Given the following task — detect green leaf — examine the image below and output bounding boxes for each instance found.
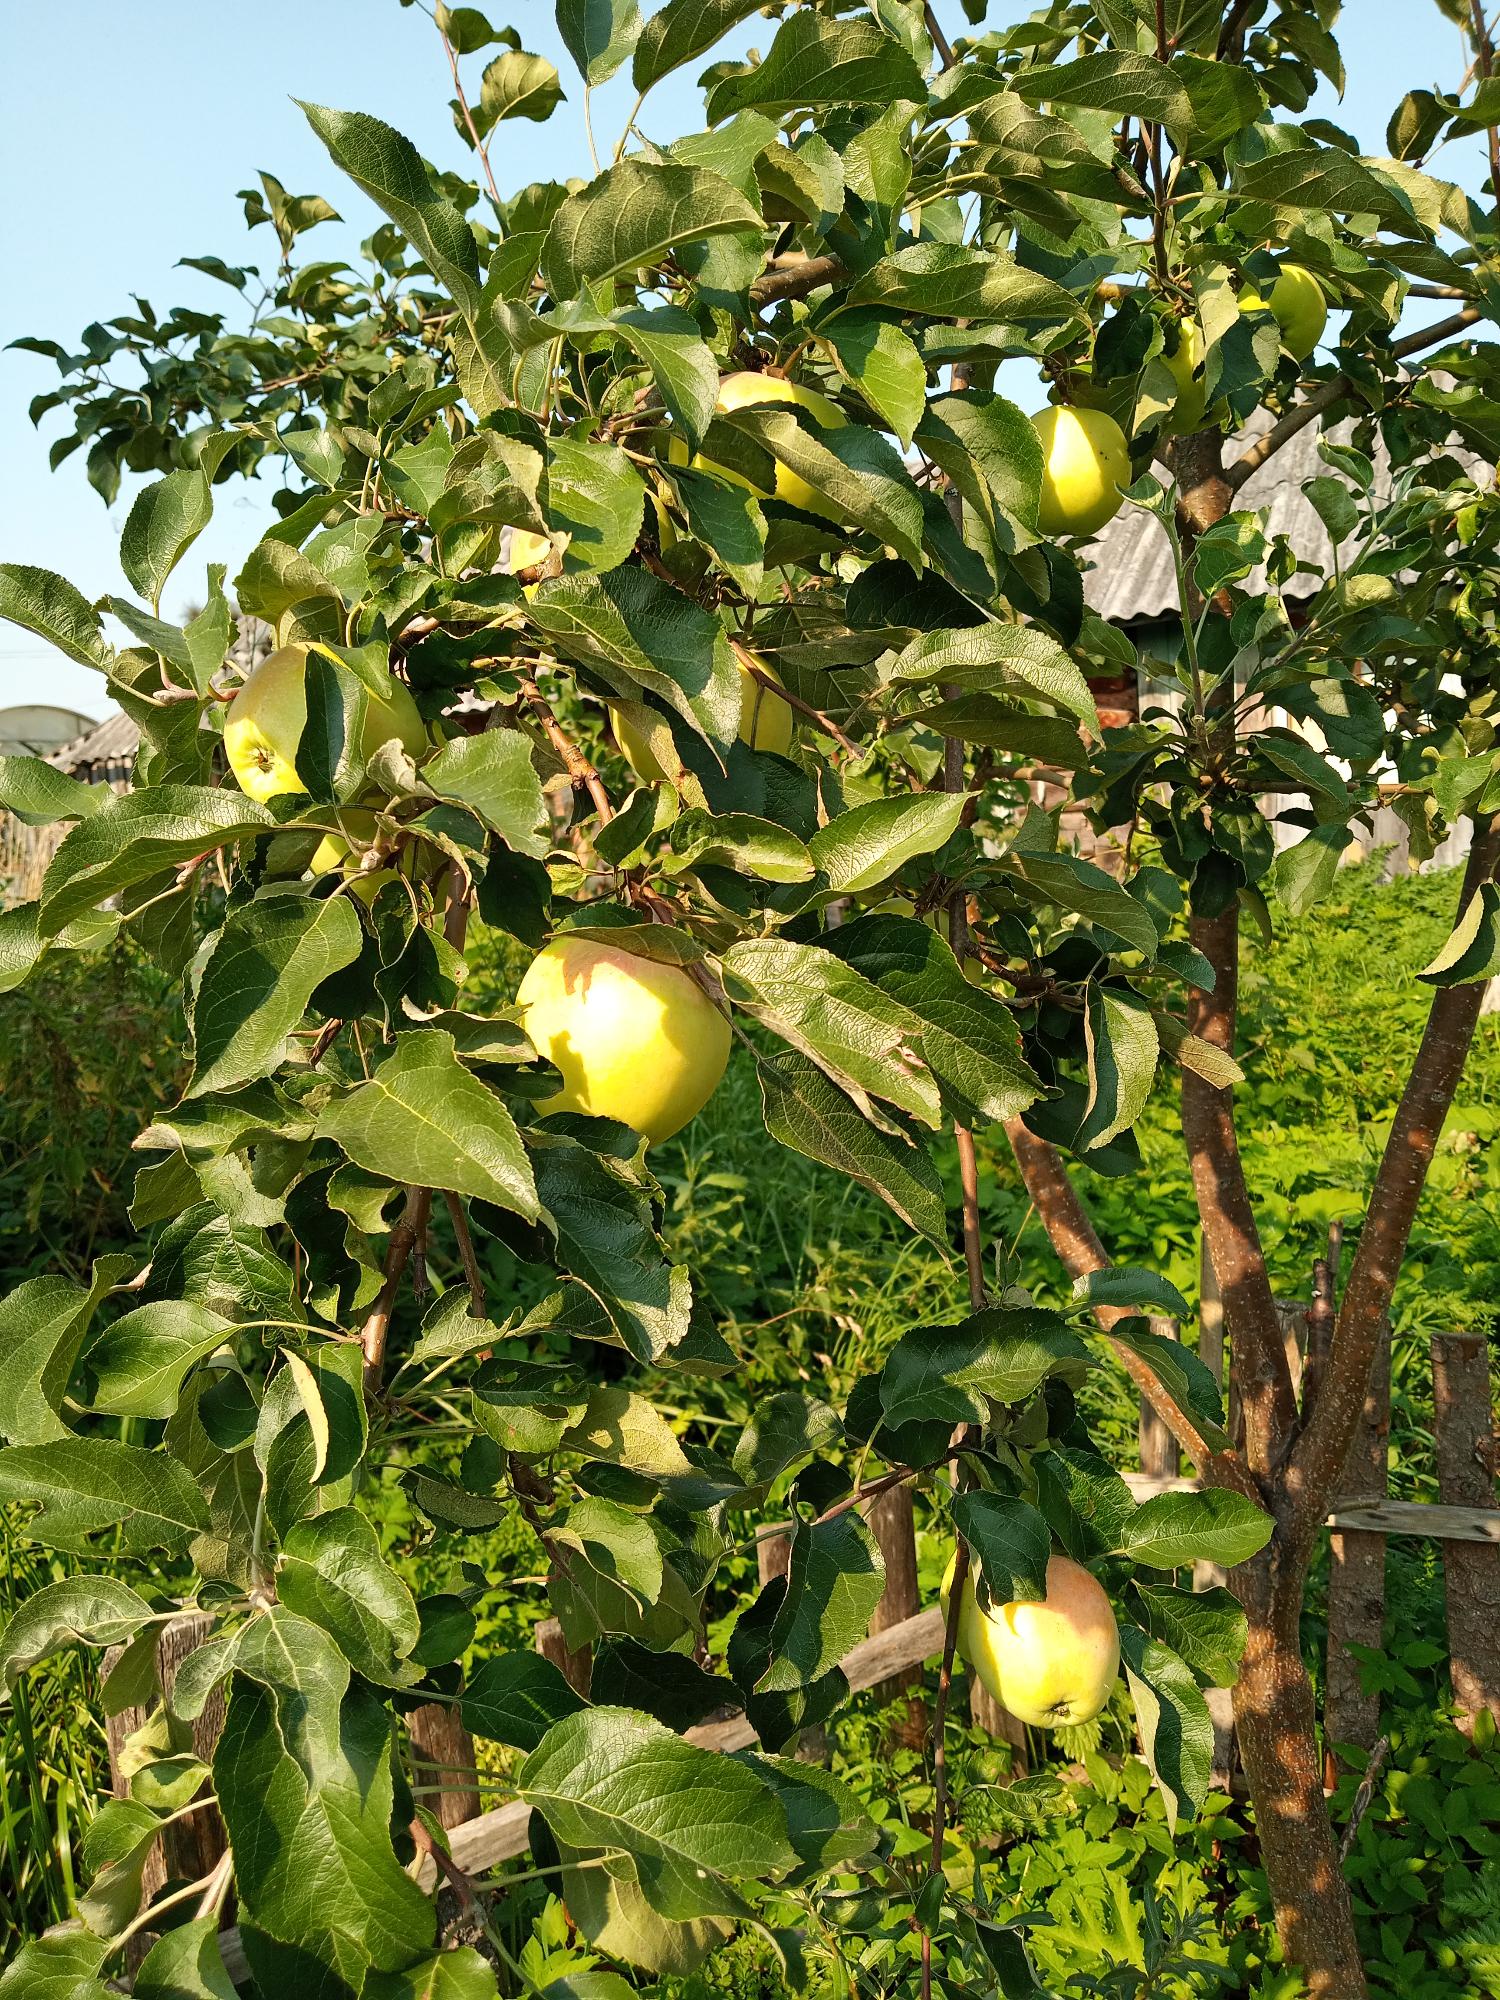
[1014,51,1264,156]
[613,306,719,450]
[279,1507,423,1684]
[0,1438,209,1553]
[669,468,765,592]
[1072,1267,1190,1320]
[1078,987,1159,1152]
[824,914,1041,1128]
[216,1676,435,1990]
[1005,851,1161,958]
[757,1049,947,1243]
[808,793,967,896]
[0,563,112,671]
[915,390,1045,545]
[547,436,646,574]
[633,0,761,91]
[0,1576,156,1685]
[300,102,481,320]
[480,49,565,125]
[1231,145,1430,233]
[316,1029,540,1219]
[888,624,1097,729]
[722,936,940,1129]
[951,1492,1051,1611]
[1130,1582,1247,1688]
[529,566,741,747]
[81,1299,230,1419]
[0,1263,127,1445]
[189,894,363,1098]
[880,1309,1090,1427]
[1107,1319,1228,1450]
[848,242,1085,326]
[591,1639,740,1730]
[424,729,548,855]
[519,1706,798,1884]
[1119,1625,1214,1828]
[669,810,814,885]
[0,755,106,828]
[532,1139,691,1364]
[120,471,212,611]
[134,1917,239,2000]
[821,311,927,450]
[461,1651,587,1751]
[757,1512,884,1692]
[1034,1445,1135,1563]
[541,160,760,300]
[38,787,272,937]
[719,410,924,564]
[733,1391,841,1490]
[557,0,641,83]
[705,14,925,121]
[364,1949,500,2000]
[551,1494,665,1639]
[1417,881,1500,985]
[1270,821,1349,918]
[1118,1487,1273,1569]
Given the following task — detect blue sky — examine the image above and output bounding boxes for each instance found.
[0,0,1489,721]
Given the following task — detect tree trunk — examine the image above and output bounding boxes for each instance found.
[1233,1578,1368,1999]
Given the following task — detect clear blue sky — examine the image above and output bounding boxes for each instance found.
[0,0,1488,721]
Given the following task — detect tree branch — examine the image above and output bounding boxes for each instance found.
[1289,813,1500,1531]
[1182,905,1298,1477]
[1003,1118,1256,1494]
[1226,307,1482,493]
[360,1187,433,1394]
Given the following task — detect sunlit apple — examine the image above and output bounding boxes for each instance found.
[223,646,426,804]
[515,935,731,1143]
[943,1549,1119,1728]
[690,370,847,516]
[1239,264,1327,361]
[1031,405,1131,539]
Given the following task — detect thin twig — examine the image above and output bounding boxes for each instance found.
[360,1187,433,1394]
[520,676,614,824]
[439,21,502,209]
[1338,1736,1391,1860]
[444,1190,488,1316]
[923,1538,969,2000]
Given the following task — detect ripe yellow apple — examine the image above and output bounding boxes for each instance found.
[942,1549,1119,1728]
[507,528,554,576]
[307,809,415,906]
[691,370,846,515]
[1031,405,1131,540]
[515,935,731,1143]
[612,650,794,782]
[223,646,427,804]
[1239,264,1326,361]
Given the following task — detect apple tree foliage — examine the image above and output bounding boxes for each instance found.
[4,1,1500,1995]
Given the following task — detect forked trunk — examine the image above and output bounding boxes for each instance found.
[1233,1574,1367,1999]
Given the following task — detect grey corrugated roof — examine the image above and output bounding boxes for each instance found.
[1079,408,1392,623]
[50,708,138,774]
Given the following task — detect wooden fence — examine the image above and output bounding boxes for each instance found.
[108,1305,1498,1980]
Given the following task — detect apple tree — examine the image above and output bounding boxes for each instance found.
[5,3,1500,1998]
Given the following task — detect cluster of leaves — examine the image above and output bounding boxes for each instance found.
[4,0,1500,1994]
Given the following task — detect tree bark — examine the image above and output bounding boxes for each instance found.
[1232,1576,1368,1998]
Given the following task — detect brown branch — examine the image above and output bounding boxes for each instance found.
[438,22,502,211]
[360,1187,433,1394]
[520,676,614,824]
[1288,814,1500,1533]
[1182,906,1297,1478]
[924,1,956,69]
[1002,1118,1256,1494]
[748,254,848,308]
[1226,307,1482,493]
[306,1016,343,1067]
[730,639,860,759]
[444,1191,487,1316]
[1469,0,1500,197]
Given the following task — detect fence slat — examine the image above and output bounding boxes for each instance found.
[1324,1318,1391,1771]
[755,1527,826,1763]
[1432,1332,1500,1731]
[535,1617,592,1697]
[406,1702,481,1830]
[864,1483,927,1743]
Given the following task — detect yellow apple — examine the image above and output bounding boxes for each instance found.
[515,935,731,1143]
[691,370,846,516]
[948,1549,1119,1728]
[612,650,794,782]
[1031,405,1131,540]
[223,646,427,804]
[507,528,554,576]
[1160,318,1207,436]
[1239,264,1327,361]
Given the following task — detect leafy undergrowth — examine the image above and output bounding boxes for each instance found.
[2,862,1497,1983]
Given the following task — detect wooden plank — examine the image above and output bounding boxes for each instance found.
[1433,1332,1500,1729]
[405,1701,480,1831]
[865,1482,928,1742]
[1325,1316,1390,1770]
[536,1617,591,1697]
[1138,1315,1180,1481]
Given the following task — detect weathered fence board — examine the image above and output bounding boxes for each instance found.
[1432,1331,1500,1729]
[1325,1317,1391,1764]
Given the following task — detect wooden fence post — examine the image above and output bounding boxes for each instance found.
[536,1617,592,1698]
[1139,1315,1180,1481]
[1323,1316,1391,1780]
[405,1703,481,1831]
[864,1483,926,1744]
[103,1611,226,1964]
[1432,1331,1500,1731]
[1196,1246,1235,1790]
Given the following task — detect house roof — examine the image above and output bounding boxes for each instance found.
[50,708,139,776]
